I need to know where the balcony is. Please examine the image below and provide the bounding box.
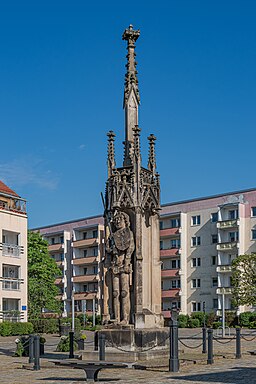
[0,197,26,215]
[0,243,23,258]
[161,289,180,298]
[160,228,180,237]
[216,265,232,273]
[1,278,21,291]
[72,238,98,248]
[161,269,179,278]
[217,219,239,230]
[48,243,64,253]
[216,241,238,251]
[73,292,98,301]
[72,274,99,283]
[216,287,233,295]
[55,277,64,285]
[72,256,98,266]
[160,248,180,258]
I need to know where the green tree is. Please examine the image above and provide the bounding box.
[28,231,62,318]
[231,254,256,307]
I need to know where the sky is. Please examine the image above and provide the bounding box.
[0,1,256,228]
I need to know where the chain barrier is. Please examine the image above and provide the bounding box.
[106,333,170,353]
[190,331,203,339]
[178,339,203,349]
[213,336,236,344]
[241,334,256,342]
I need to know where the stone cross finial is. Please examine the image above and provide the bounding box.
[147,134,157,174]
[107,130,116,177]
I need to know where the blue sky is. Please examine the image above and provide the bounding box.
[1,1,256,228]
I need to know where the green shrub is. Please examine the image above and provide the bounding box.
[212,321,222,329]
[206,312,218,327]
[249,321,256,329]
[56,335,78,352]
[239,312,256,327]
[188,318,200,328]
[190,312,206,327]
[11,322,33,335]
[30,319,59,334]
[225,311,237,327]
[0,322,12,336]
[178,314,189,328]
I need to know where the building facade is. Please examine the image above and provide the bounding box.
[0,181,28,322]
[34,188,256,319]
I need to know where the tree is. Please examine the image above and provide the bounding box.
[231,254,256,307]
[27,230,62,318]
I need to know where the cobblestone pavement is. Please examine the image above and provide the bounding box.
[0,329,255,384]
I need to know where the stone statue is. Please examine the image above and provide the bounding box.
[106,211,134,325]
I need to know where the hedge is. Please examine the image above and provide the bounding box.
[0,322,33,336]
[30,318,81,334]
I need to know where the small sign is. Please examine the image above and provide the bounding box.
[22,305,27,311]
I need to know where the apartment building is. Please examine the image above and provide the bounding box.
[35,216,104,316]
[34,188,256,320]
[0,181,27,322]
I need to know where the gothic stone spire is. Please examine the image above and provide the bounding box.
[107,130,116,177]
[122,25,140,167]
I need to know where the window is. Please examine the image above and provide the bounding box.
[84,268,87,275]
[252,230,256,240]
[83,232,87,240]
[192,302,201,312]
[211,212,218,222]
[229,231,239,242]
[192,236,201,246]
[170,239,180,249]
[51,238,55,245]
[2,235,6,243]
[93,266,98,274]
[191,215,200,226]
[60,236,64,243]
[159,221,163,230]
[212,277,218,287]
[252,207,256,217]
[212,256,217,265]
[170,218,180,228]
[171,279,180,289]
[84,250,87,257]
[83,284,88,292]
[212,234,218,244]
[171,260,177,269]
[93,230,98,238]
[213,298,218,309]
[192,278,201,288]
[192,258,201,267]
[228,209,238,220]
[160,240,163,250]
[93,247,98,256]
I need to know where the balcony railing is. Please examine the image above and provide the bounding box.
[216,265,232,273]
[217,219,239,230]
[216,287,233,295]
[160,228,180,237]
[2,278,21,290]
[72,256,98,266]
[161,269,179,278]
[0,197,26,214]
[161,288,180,298]
[0,310,24,322]
[72,274,99,283]
[160,248,181,257]
[216,241,238,251]
[72,238,98,248]
[0,243,23,258]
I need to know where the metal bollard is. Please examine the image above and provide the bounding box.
[99,333,106,361]
[69,331,75,359]
[33,335,40,370]
[169,309,179,372]
[236,327,241,359]
[94,331,99,351]
[202,327,207,354]
[207,329,214,364]
[28,334,34,363]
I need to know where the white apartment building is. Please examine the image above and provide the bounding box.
[34,187,256,320]
[0,181,28,322]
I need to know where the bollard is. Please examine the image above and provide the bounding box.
[33,335,40,371]
[207,329,214,364]
[202,327,207,354]
[236,327,241,359]
[169,309,179,372]
[94,331,99,351]
[28,334,34,363]
[69,331,74,359]
[99,333,106,361]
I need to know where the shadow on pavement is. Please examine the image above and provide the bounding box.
[168,366,256,383]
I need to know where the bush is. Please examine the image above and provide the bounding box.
[239,312,255,327]
[206,312,218,328]
[0,322,33,336]
[225,311,237,327]
[190,312,206,327]
[30,319,59,334]
[178,314,189,328]
[249,321,256,329]
[56,335,78,352]
[212,321,222,329]
[188,318,200,328]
